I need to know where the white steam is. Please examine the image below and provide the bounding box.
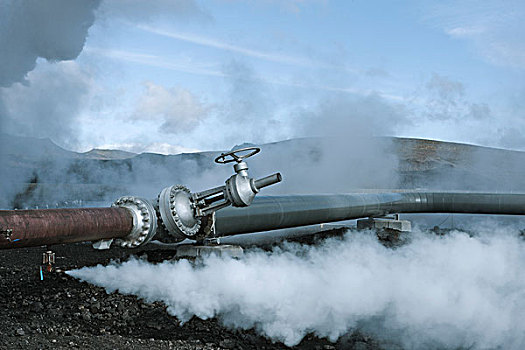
[68,229,525,349]
[0,0,100,87]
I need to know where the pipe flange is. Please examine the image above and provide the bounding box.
[158,185,201,240]
[112,196,158,248]
[153,200,185,243]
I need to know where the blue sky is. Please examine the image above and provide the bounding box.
[3,0,525,153]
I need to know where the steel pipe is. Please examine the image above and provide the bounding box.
[214,192,525,236]
[2,191,525,249]
[254,173,282,190]
[0,207,133,249]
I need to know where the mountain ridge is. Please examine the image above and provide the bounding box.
[2,134,525,209]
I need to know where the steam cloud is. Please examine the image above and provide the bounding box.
[0,0,101,206]
[1,61,93,148]
[0,0,99,143]
[132,82,210,135]
[0,0,100,87]
[69,228,525,349]
[96,0,208,23]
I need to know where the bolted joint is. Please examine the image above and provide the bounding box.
[158,185,202,240]
[111,196,158,248]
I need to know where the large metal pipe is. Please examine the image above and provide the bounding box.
[0,207,133,249]
[2,191,525,250]
[214,192,525,236]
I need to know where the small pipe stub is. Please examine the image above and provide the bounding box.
[112,196,158,248]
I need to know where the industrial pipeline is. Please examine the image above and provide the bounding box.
[2,147,525,250]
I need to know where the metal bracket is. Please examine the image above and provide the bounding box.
[92,239,114,250]
[202,212,217,238]
[202,213,220,245]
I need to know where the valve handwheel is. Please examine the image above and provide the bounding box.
[214,146,261,164]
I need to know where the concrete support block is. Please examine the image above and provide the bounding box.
[357,218,412,232]
[92,239,113,250]
[175,244,244,259]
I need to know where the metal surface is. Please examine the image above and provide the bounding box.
[224,171,257,207]
[214,192,525,236]
[254,173,282,191]
[112,196,158,248]
[158,185,202,240]
[0,207,133,249]
[2,191,525,250]
[214,147,260,164]
[157,147,281,241]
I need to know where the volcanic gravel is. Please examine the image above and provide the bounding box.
[0,239,388,350]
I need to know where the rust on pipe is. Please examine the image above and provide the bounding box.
[0,207,133,249]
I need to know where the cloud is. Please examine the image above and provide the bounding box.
[497,127,525,150]
[248,0,327,14]
[280,0,327,13]
[0,0,101,146]
[221,62,270,123]
[298,93,408,138]
[215,61,291,144]
[0,0,101,207]
[284,93,407,191]
[84,47,226,78]
[445,26,486,38]
[426,74,465,101]
[202,61,408,192]
[135,24,333,69]
[0,61,94,148]
[423,0,525,69]
[85,47,401,101]
[420,74,491,121]
[132,82,210,134]
[0,0,101,87]
[97,0,209,22]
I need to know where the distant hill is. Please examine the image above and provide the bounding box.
[0,134,138,160]
[394,137,525,190]
[0,133,81,159]
[2,134,525,209]
[82,148,137,160]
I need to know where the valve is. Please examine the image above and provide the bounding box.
[157,147,282,241]
[42,250,55,272]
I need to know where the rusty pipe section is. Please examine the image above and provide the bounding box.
[0,207,133,249]
[0,195,159,250]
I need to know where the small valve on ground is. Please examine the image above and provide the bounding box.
[42,250,55,273]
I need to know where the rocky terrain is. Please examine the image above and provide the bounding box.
[0,234,388,350]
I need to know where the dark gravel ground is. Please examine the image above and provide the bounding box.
[0,233,390,350]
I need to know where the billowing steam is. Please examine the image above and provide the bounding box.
[0,0,101,206]
[0,0,100,87]
[68,228,525,349]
